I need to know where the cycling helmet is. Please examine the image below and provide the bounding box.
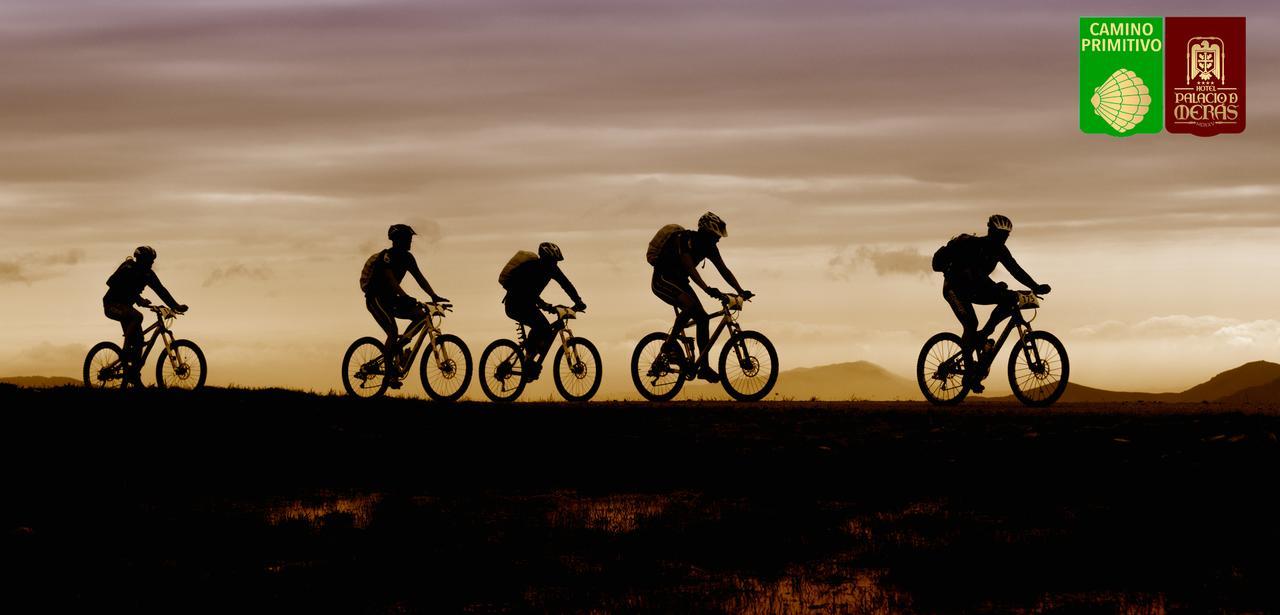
[133,246,157,263]
[698,211,728,238]
[987,215,1013,232]
[388,224,417,241]
[538,242,563,261]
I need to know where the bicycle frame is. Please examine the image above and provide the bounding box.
[135,307,183,369]
[665,295,747,369]
[512,306,581,369]
[386,303,453,376]
[952,296,1045,376]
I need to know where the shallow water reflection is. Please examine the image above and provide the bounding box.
[229,490,1175,613]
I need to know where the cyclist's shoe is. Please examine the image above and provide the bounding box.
[697,365,720,383]
[387,379,403,390]
[980,338,995,358]
[525,361,542,382]
[661,339,683,357]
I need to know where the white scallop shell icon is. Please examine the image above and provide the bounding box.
[1091,68,1151,133]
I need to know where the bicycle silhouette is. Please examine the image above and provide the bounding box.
[84,305,207,390]
[917,291,1069,407]
[342,301,472,401]
[631,293,778,402]
[479,305,602,402]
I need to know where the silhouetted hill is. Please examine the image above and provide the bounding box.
[685,361,918,401]
[988,361,1280,403]
[1177,361,1280,402]
[0,376,80,388]
[1217,377,1280,404]
[1047,383,1179,403]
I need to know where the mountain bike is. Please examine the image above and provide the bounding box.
[342,302,472,401]
[84,305,207,390]
[631,293,778,402]
[479,305,602,402]
[917,291,1069,407]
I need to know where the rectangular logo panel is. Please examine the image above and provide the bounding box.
[1166,17,1246,136]
[1080,17,1163,136]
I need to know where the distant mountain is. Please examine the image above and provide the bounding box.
[683,361,918,401]
[1175,361,1280,402]
[989,361,1280,404]
[1217,378,1280,404]
[1038,383,1179,404]
[0,376,80,388]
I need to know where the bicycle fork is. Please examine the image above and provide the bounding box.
[1013,324,1046,373]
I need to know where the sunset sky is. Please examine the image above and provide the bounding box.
[1,0,1277,396]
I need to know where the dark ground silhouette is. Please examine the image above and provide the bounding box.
[3,386,1279,613]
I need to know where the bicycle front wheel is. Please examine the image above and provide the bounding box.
[155,339,207,390]
[84,342,125,389]
[1008,330,1069,407]
[554,338,602,402]
[343,336,389,399]
[479,339,526,403]
[630,332,686,402]
[917,332,970,405]
[421,333,472,402]
[719,330,778,402]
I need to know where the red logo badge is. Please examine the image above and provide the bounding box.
[1165,17,1245,136]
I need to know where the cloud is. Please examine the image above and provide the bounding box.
[203,263,274,287]
[0,342,85,377]
[829,246,933,280]
[0,249,85,285]
[1072,315,1280,347]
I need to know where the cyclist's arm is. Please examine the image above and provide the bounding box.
[551,266,583,305]
[147,272,181,309]
[406,255,441,300]
[999,251,1039,289]
[707,248,745,294]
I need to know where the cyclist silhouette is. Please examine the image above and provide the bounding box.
[360,224,448,389]
[500,242,586,381]
[650,212,752,383]
[934,214,1051,393]
[103,246,188,388]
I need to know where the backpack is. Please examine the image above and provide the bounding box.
[931,234,974,273]
[106,259,133,289]
[646,224,684,266]
[359,250,386,293]
[498,250,539,289]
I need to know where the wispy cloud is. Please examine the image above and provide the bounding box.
[1073,315,1280,347]
[0,249,84,285]
[829,246,933,280]
[203,263,274,287]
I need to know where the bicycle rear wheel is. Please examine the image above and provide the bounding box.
[1008,330,1069,407]
[84,342,126,389]
[479,339,526,403]
[155,339,207,390]
[554,338,602,402]
[630,332,687,402]
[719,330,778,402]
[421,334,472,402]
[917,332,970,405]
[343,336,390,399]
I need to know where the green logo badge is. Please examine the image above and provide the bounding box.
[1080,17,1164,136]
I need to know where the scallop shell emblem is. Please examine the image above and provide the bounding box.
[1090,68,1151,133]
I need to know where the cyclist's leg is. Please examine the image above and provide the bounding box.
[366,295,400,375]
[653,270,705,353]
[505,298,552,364]
[105,302,144,370]
[942,282,980,354]
[971,283,1018,340]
